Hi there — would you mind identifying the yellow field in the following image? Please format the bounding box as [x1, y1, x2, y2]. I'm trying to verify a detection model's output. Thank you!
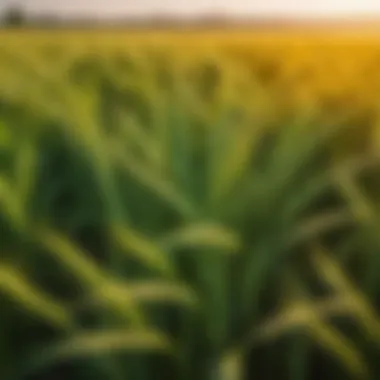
[2, 29, 380, 152]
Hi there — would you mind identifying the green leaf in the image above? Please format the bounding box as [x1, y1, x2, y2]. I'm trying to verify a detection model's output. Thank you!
[110, 145, 197, 219]
[53, 329, 171, 356]
[37, 228, 145, 325]
[312, 246, 380, 344]
[160, 222, 241, 254]
[85, 280, 198, 309]
[0, 263, 72, 329]
[254, 291, 369, 379]
[0, 120, 11, 148]
[0, 175, 25, 231]
[37, 227, 107, 287]
[217, 347, 244, 380]
[13, 134, 38, 223]
[18, 329, 171, 380]
[111, 224, 176, 278]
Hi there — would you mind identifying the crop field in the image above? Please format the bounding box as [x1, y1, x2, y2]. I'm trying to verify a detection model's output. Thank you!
[2, 29, 380, 380]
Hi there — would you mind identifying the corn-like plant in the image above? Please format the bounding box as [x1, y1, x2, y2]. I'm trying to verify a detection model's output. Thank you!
[1, 47, 380, 380]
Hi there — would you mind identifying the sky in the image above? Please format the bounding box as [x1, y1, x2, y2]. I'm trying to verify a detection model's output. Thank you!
[2, 0, 380, 19]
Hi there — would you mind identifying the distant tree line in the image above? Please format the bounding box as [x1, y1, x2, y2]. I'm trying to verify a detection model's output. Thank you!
[2, 5, 26, 26]
[1, 5, 66, 27]
[0, 4, 253, 29]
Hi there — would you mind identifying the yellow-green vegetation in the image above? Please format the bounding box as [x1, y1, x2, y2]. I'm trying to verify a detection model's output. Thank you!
[1, 29, 380, 152]
[2, 29, 380, 380]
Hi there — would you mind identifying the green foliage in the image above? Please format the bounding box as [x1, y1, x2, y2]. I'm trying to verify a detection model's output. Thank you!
[1, 49, 380, 380]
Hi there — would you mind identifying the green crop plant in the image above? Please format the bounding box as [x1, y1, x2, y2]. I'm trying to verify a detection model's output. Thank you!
[1, 44, 380, 380]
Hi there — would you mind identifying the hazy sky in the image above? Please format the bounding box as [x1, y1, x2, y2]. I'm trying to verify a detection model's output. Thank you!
[3, 0, 380, 18]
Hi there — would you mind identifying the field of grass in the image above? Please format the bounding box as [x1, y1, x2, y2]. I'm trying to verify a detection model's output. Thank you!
[2, 29, 380, 380]
[2, 29, 380, 149]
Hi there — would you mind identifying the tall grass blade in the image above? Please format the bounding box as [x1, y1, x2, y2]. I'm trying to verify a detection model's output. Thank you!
[255, 296, 369, 379]
[17, 329, 171, 380]
[0, 263, 72, 329]
[37, 227, 144, 325]
[312, 246, 380, 343]
[111, 224, 175, 278]
[160, 222, 241, 253]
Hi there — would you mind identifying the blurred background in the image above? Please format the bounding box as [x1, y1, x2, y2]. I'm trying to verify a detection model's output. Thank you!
[4, 0, 380, 24]
[2, 1, 380, 380]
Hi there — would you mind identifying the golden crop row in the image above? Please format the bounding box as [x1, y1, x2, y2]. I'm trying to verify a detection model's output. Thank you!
[1, 29, 380, 149]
